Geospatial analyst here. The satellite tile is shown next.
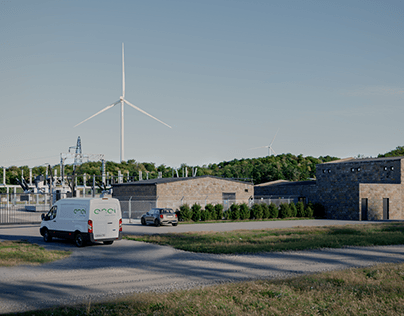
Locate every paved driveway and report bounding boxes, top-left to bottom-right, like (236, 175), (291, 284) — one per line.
(0, 220), (402, 314)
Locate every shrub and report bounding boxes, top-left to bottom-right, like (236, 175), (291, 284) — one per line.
(251, 203), (263, 219)
(268, 203), (279, 218)
(296, 201), (306, 217)
(289, 202), (297, 217)
(239, 203), (250, 220)
(179, 204), (191, 221)
(205, 204), (216, 220)
(191, 203), (202, 222)
(230, 203), (240, 220)
(200, 208), (210, 221)
(306, 205), (314, 218)
(313, 202), (326, 218)
(215, 204), (224, 220)
(261, 203), (270, 219)
(279, 203), (291, 218)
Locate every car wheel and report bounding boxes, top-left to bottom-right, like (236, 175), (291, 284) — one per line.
(43, 229), (52, 242)
(141, 217), (146, 226)
(75, 233), (84, 247)
(172, 223), (178, 227)
(103, 241), (114, 245)
(154, 219), (160, 227)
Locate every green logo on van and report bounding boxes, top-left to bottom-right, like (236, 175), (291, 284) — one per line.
(94, 208), (116, 215)
(74, 209), (86, 215)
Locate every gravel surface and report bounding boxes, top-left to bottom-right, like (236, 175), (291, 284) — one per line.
(1, 221), (404, 314)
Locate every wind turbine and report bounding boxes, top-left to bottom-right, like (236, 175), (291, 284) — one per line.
(74, 43), (172, 162)
(250, 128), (279, 156)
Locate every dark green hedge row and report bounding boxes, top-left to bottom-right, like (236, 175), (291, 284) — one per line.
(177, 202), (325, 222)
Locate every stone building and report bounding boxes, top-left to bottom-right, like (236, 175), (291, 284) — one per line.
(254, 157), (404, 220)
(112, 175), (254, 218)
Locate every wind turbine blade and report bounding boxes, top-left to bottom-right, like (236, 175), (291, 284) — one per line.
(250, 145), (269, 150)
(122, 43), (125, 99)
(124, 99), (172, 128)
(74, 100), (120, 127)
(270, 146), (277, 156)
(270, 128), (280, 146)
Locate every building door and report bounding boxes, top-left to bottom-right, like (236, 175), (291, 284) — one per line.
(383, 198), (389, 220)
(361, 198), (368, 221)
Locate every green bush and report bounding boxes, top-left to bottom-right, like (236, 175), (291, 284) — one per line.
(261, 203), (270, 219)
(215, 204), (224, 220)
(313, 202), (326, 218)
(268, 203), (279, 218)
(179, 204), (192, 221)
(251, 203), (263, 219)
(200, 208), (210, 221)
(205, 203), (216, 220)
(230, 204), (240, 220)
(191, 203), (202, 222)
(279, 203), (291, 218)
(306, 205), (314, 217)
(289, 202), (297, 217)
(239, 203), (250, 220)
(296, 201), (306, 217)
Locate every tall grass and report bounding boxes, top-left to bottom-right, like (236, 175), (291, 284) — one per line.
(124, 222), (404, 254)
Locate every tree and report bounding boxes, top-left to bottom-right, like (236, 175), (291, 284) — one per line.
(200, 208), (210, 221)
(296, 202), (306, 217)
(251, 204), (263, 220)
(261, 203), (270, 219)
(305, 203), (314, 217)
(268, 203), (278, 218)
(279, 203), (291, 218)
(191, 203), (201, 222)
(215, 204), (224, 220)
(179, 204), (191, 221)
(205, 204), (216, 220)
(229, 203), (240, 220)
(239, 203), (250, 220)
(289, 202), (297, 217)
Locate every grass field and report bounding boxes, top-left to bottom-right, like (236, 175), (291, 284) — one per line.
(123, 222), (404, 254)
(0, 240), (71, 266)
(7, 222), (404, 315)
(15, 262), (404, 315)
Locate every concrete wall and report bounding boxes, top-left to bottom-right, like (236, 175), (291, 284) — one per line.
(359, 183), (403, 220)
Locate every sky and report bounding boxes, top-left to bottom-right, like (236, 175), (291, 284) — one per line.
(1, 0), (403, 168)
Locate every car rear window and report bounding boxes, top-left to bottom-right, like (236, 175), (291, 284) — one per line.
(160, 209), (174, 214)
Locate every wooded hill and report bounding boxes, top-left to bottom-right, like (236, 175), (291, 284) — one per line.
(2, 146), (403, 186)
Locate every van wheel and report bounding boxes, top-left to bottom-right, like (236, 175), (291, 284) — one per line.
(103, 241), (114, 245)
(141, 218), (146, 226)
(172, 223), (178, 227)
(43, 229), (52, 242)
(155, 219), (160, 227)
(75, 233), (84, 247)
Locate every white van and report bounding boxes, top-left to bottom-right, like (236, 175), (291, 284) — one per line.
(40, 197), (122, 247)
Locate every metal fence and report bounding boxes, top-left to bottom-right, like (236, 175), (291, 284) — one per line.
(0, 193), (51, 224)
(0, 193), (304, 224)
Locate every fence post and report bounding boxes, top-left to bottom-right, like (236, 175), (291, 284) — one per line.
(129, 196), (132, 223)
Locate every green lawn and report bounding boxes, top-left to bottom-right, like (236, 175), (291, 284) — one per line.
(0, 240), (71, 266)
(124, 222), (404, 254)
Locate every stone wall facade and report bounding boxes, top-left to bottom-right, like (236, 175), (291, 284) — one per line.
(112, 176), (254, 218)
(254, 157), (404, 220)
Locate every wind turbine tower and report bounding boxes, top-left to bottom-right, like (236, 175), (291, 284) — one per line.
(74, 43), (172, 162)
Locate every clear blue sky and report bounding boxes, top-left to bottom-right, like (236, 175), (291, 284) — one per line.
(1, 0), (403, 168)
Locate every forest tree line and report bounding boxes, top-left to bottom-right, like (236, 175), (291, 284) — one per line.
(1, 146), (402, 186)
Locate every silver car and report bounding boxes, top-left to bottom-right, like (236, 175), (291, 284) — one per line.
(141, 208), (178, 227)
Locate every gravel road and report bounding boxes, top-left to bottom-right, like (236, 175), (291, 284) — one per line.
(1, 220), (404, 314)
